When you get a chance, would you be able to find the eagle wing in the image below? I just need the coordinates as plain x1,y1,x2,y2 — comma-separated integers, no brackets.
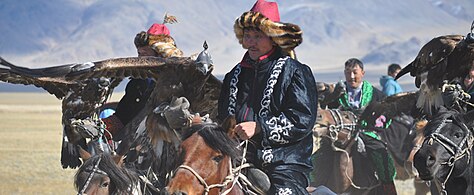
0,66,74,99
64,56,196,81
360,91,420,125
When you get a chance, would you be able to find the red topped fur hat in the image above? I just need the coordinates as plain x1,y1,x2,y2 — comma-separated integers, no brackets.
134,13,183,58
234,0,302,53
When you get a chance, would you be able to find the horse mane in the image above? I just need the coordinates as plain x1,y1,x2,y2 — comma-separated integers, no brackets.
74,153,139,194
182,123,242,162
423,107,461,135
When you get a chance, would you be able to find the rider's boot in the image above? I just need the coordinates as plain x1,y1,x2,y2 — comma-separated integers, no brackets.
245,167,271,194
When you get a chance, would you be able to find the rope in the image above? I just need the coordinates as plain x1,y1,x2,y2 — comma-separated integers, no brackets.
331,134,380,191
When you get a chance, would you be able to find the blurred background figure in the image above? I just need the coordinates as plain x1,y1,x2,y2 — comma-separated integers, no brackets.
380,63,403,96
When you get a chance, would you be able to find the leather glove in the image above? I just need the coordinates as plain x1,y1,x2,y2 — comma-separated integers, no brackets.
163,97,193,129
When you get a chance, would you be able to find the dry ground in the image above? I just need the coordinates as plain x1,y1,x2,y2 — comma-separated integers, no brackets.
0,92,424,194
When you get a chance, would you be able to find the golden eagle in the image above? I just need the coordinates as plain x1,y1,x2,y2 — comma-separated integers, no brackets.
0,42,220,170
0,58,121,168
396,21,474,115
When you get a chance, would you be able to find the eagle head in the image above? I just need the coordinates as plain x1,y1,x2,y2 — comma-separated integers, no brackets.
195,41,213,75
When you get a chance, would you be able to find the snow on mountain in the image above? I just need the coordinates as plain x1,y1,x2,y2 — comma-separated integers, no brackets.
0,0,473,92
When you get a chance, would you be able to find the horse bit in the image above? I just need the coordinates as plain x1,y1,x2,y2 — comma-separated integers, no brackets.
425,115,474,195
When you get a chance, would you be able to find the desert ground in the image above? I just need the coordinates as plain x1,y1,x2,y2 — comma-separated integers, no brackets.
0,92,425,194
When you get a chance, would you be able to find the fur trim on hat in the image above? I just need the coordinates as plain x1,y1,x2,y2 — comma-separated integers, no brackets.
234,11,302,52
148,34,184,58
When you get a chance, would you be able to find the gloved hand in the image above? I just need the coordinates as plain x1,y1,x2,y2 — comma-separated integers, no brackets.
442,83,470,108
163,97,193,129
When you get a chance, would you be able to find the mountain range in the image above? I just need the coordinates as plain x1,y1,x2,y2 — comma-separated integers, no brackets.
1,0,473,92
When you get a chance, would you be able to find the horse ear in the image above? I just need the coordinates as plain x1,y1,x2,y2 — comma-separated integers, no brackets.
78,146,92,161
221,115,237,137
113,155,125,166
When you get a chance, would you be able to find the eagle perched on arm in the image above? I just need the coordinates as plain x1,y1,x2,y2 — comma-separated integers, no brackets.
396,21,474,116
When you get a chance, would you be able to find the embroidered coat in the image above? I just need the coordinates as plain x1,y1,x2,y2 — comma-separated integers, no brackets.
218,48,317,169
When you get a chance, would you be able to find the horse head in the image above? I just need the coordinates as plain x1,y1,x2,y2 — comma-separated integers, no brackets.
414,107,474,194
75,153,139,195
313,108,358,148
163,116,243,195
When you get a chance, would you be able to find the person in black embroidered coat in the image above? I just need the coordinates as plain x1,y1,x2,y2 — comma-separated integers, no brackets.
217,0,318,194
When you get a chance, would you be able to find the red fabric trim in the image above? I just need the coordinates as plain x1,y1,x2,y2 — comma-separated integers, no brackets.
240,47,276,68
102,115,124,140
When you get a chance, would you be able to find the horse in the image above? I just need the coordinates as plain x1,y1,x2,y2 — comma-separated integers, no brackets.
312,108,430,195
414,108,474,195
161,118,246,195
74,153,144,195
312,109,380,194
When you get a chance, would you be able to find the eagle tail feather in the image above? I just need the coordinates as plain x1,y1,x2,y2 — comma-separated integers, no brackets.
417,85,443,116
60,128,83,169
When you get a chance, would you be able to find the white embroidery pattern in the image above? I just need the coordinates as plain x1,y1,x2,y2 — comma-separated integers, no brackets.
262,149,273,164
257,57,292,144
277,188,293,195
228,65,241,115
259,56,288,117
267,115,293,144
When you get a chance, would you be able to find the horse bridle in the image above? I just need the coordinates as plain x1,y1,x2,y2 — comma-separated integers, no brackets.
425,115,474,195
327,109,358,147
172,139,254,195
78,156,108,195
176,160,236,195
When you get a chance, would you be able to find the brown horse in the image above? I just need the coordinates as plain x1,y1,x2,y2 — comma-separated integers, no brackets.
312,109,379,194
162,118,246,195
312,108,429,195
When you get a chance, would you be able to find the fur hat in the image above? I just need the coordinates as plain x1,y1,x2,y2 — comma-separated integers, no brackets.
234,0,303,52
134,14,183,58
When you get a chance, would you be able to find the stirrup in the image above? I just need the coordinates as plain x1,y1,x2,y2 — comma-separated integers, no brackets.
245,167,270,194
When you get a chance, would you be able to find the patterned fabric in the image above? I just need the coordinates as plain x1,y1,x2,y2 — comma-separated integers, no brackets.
218,48,317,193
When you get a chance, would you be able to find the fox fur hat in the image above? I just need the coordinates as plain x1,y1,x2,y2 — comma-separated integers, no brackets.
134,14,183,58
234,0,303,52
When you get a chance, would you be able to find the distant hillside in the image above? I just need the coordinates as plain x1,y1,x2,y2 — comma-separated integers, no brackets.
0,0,472,92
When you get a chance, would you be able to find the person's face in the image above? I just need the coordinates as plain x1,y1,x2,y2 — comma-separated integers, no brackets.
389,68,401,78
344,65,365,88
242,28,274,60
469,65,474,78
137,46,157,57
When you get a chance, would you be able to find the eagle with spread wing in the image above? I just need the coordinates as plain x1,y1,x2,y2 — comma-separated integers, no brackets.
396,21,474,115
0,57,121,168
0,42,220,170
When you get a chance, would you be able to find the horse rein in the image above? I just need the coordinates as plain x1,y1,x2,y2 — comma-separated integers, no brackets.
78,155,107,195
425,115,474,194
